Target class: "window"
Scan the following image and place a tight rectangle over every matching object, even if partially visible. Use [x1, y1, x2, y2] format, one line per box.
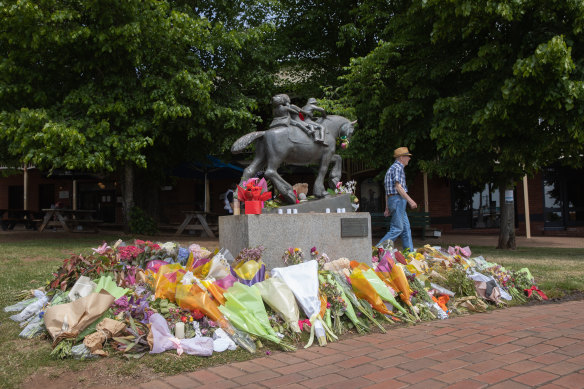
[543, 167, 584, 228]
[451, 181, 508, 229]
[471, 184, 501, 228]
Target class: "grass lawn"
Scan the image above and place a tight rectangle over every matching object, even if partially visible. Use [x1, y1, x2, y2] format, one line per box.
[0, 235, 583, 388]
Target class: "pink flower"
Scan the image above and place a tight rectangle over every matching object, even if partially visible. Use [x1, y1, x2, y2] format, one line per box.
[298, 319, 312, 331]
[92, 242, 110, 255]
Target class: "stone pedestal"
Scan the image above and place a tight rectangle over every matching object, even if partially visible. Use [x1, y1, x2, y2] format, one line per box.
[219, 212, 372, 270]
[262, 193, 356, 214]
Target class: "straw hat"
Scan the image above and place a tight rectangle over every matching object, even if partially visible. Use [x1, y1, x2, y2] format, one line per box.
[393, 147, 412, 158]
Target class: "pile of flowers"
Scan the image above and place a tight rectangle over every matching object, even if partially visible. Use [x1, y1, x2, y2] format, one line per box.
[4, 238, 547, 360]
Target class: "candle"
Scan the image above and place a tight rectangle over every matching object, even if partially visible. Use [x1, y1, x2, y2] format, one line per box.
[278, 209, 283, 214]
[286, 209, 292, 214]
[233, 199, 240, 215]
[293, 209, 298, 214]
[175, 322, 185, 339]
[325, 208, 330, 213]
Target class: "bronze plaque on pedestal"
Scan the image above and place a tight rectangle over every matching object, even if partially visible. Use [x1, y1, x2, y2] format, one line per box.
[341, 218, 368, 237]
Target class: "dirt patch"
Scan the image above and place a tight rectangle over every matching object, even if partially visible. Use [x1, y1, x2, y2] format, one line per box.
[21, 358, 158, 389]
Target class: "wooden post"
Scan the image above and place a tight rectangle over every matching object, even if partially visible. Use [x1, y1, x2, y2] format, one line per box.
[73, 179, 77, 210]
[423, 172, 429, 212]
[23, 165, 28, 210]
[204, 172, 210, 213]
[523, 175, 531, 239]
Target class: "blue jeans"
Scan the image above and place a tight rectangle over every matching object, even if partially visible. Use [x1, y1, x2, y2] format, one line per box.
[376, 195, 414, 251]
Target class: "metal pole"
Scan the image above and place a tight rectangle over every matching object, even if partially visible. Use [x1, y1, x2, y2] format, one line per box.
[523, 175, 531, 239]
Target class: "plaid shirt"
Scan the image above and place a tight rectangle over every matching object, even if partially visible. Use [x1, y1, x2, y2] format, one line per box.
[384, 160, 407, 195]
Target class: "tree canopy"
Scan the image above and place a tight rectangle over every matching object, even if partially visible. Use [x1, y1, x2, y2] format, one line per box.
[273, 0, 392, 98]
[342, 0, 584, 181]
[0, 0, 278, 172]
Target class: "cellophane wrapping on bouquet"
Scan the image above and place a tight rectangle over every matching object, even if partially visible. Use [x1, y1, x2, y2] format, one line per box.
[254, 277, 301, 332]
[149, 313, 213, 356]
[219, 283, 295, 350]
[230, 260, 266, 286]
[175, 283, 257, 353]
[94, 275, 129, 300]
[175, 284, 228, 329]
[326, 273, 368, 333]
[350, 268, 392, 316]
[272, 260, 336, 347]
[152, 264, 185, 302]
[9, 290, 48, 323]
[43, 290, 115, 345]
[362, 268, 412, 320]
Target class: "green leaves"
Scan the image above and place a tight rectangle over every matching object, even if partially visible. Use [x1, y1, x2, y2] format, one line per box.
[0, 0, 278, 173]
[341, 0, 584, 183]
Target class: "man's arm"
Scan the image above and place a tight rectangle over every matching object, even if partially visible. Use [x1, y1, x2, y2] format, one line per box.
[395, 182, 417, 209]
[383, 194, 390, 217]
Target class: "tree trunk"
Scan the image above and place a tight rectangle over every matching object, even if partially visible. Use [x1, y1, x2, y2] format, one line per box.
[497, 182, 516, 249]
[122, 162, 135, 233]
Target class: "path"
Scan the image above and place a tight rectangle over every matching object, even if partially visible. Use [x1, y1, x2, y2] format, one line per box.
[136, 300, 584, 389]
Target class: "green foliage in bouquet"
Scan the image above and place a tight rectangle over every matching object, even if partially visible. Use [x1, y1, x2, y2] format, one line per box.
[129, 206, 158, 235]
[443, 266, 477, 298]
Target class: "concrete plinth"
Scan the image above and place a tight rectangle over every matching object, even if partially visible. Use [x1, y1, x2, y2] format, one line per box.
[262, 193, 355, 214]
[219, 212, 372, 270]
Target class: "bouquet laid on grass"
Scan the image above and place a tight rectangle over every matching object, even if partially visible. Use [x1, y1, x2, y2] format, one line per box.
[4, 236, 549, 362]
[231, 246, 266, 286]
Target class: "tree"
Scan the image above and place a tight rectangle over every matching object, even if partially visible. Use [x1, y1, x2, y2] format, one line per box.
[0, 0, 278, 225]
[273, 0, 394, 99]
[342, 0, 584, 248]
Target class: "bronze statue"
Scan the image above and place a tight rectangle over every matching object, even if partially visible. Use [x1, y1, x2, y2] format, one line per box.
[231, 95, 356, 204]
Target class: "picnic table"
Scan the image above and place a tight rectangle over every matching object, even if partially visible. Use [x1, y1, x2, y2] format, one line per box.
[38, 209, 103, 232]
[0, 209, 39, 231]
[175, 211, 217, 237]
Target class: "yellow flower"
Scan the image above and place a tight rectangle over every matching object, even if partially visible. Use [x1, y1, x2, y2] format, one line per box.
[294, 248, 300, 252]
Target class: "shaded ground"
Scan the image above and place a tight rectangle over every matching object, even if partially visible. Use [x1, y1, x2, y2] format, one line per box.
[2, 229, 583, 250]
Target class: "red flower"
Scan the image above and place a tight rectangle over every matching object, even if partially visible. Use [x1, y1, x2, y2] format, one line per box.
[181, 316, 187, 323]
[192, 309, 204, 320]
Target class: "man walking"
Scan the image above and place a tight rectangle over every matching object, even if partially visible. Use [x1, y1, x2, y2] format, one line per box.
[376, 147, 417, 251]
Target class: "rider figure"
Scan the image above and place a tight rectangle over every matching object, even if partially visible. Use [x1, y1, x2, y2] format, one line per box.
[302, 97, 327, 144]
[270, 94, 314, 138]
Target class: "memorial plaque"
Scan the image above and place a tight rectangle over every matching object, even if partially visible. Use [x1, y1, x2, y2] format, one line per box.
[341, 218, 368, 237]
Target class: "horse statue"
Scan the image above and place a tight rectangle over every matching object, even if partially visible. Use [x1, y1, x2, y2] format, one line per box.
[231, 113, 356, 204]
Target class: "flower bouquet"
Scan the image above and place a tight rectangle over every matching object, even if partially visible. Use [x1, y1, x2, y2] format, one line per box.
[318, 273, 347, 335]
[237, 178, 272, 214]
[254, 277, 301, 333]
[230, 246, 266, 286]
[331, 272, 386, 333]
[272, 260, 337, 347]
[283, 247, 304, 265]
[219, 283, 296, 351]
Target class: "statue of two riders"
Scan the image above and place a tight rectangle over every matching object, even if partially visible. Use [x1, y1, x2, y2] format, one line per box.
[270, 94, 328, 146]
[231, 94, 356, 204]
